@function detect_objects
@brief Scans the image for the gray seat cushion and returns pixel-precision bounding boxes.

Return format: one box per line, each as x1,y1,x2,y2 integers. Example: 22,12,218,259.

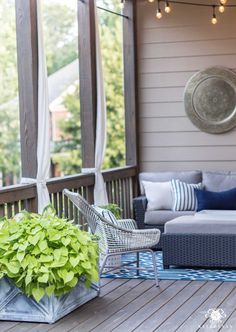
203,171,236,192
139,171,202,195
164,215,236,234
144,210,194,225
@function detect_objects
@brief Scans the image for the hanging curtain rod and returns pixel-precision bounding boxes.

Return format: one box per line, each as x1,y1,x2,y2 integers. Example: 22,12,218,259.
97,6,129,19
79,1,129,19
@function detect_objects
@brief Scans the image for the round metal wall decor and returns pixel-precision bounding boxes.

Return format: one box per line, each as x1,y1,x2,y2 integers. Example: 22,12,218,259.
184,67,236,134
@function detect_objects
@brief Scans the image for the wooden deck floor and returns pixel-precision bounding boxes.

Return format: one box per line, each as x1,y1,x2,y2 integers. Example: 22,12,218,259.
0,278,236,332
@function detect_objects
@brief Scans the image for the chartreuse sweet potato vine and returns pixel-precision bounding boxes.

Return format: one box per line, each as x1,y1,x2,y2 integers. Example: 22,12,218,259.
0,206,98,302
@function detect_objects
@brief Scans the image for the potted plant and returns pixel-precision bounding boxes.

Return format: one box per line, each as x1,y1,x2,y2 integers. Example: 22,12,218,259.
0,206,99,323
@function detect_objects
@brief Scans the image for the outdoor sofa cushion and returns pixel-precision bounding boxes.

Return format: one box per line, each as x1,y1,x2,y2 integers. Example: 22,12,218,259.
139,171,202,195
202,171,236,192
145,210,194,225
164,215,236,234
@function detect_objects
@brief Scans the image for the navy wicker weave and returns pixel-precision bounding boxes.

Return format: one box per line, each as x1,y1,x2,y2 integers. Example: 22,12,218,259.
162,233,236,269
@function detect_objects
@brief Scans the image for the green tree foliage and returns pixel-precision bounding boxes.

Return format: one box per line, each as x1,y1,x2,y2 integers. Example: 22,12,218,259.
99,6,126,169
43,1,78,75
0,0,77,184
54,1,126,174
0,0,125,182
0,0,20,183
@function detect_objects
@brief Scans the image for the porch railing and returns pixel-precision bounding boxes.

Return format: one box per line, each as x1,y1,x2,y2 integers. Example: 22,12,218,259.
0,166,137,225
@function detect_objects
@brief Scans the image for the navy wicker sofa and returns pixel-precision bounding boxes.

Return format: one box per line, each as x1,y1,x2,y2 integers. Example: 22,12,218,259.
133,171,236,268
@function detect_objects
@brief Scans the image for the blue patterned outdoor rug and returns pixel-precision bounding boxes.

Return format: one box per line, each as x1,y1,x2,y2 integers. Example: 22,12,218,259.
102,252,236,282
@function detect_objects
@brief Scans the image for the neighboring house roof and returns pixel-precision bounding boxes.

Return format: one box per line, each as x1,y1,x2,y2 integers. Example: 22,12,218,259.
0,59,79,110
48,59,79,104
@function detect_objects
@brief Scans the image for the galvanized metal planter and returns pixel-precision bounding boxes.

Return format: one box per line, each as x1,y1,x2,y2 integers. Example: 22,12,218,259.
0,277,99,324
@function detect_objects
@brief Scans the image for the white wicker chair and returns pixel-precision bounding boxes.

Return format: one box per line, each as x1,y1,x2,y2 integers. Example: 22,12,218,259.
63,189,160,286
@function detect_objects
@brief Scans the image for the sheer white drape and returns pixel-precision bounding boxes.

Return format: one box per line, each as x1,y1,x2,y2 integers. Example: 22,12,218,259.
82,5,108,206
21,0,50,213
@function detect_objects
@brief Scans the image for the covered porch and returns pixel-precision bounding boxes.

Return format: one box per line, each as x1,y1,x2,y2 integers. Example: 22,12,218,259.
1,0,236,330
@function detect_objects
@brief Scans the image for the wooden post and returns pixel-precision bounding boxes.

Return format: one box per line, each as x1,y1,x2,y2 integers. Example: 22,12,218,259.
123,0,138,167
78,0,97,169
15,0,38,178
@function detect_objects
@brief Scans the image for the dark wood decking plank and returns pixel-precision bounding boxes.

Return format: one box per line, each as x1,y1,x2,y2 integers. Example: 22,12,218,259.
70,280,155,332
220,308,236,332
27,279,130,332
6,322,38,332
44,279,144,332
199,285,236,332
112,280,190,332
154,281,221,332
176,282,236,332
91,280,175,331
134,281,206,332
0,322,20,332
100,277,115,287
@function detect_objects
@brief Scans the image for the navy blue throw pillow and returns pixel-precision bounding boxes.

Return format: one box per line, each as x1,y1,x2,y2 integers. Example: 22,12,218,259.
195,188,236,211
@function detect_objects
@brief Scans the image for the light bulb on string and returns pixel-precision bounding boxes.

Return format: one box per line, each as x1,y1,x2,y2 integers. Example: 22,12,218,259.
211,6,217,24
156,8,162,19
148,0,155,3
219,4,225,13
220,0,227,4
165,1,171,13
156,0,162,19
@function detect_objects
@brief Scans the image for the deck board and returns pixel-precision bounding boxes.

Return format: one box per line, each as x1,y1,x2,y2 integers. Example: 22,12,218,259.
176,282,236,332
0,279,235,332
154,281,221,332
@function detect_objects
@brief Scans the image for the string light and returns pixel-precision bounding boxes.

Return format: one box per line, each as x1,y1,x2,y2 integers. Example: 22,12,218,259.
211,5,217,24
165,1,171,13
219,4,225,13
156,0,162,19
146,0,236,24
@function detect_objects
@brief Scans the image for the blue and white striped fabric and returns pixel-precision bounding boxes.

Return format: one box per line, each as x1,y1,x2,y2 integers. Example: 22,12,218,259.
93,206,118,225
171,179,202,211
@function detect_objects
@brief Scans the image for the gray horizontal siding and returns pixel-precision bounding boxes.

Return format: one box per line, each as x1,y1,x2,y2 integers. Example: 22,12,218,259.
137,0,236,172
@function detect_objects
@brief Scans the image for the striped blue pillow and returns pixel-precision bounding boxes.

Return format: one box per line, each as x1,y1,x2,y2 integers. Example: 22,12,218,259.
93,206,118,225
171,179,202,211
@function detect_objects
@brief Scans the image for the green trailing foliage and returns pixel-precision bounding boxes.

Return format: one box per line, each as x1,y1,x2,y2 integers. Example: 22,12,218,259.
0,206,99,302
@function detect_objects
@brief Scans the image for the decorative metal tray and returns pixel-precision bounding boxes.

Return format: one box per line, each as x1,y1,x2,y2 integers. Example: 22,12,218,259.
184,67,236,133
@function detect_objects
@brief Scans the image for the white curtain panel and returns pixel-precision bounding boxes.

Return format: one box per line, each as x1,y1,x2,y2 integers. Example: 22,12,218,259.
36,0,50,213
21,0,50,213
82,5,108,206
94,4,108,206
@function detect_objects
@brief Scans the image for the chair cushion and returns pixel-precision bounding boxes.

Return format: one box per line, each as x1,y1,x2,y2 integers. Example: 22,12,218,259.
139,171,202,195
142,180,172,211
195,188,236,211
144,210,194,225
171,180,202,211
93,206,118,225
202,171,236,192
